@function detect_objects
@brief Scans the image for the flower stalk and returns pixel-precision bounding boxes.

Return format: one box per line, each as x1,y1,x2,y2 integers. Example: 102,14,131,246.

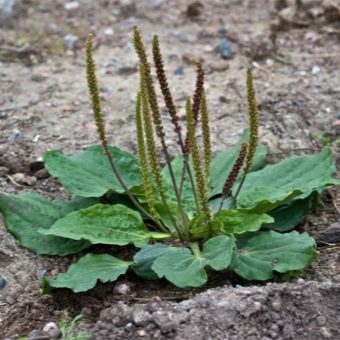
186,98,211,224
133,26,189,236
218,143,248,211
233,68,259,204
86,34,157,224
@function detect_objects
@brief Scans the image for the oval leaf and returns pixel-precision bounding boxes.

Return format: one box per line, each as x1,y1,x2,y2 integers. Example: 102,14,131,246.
266,192,320,232
44,145,142,197
230,230,316,280
236,148,339,212
0,193,96,255
132,243,170,280
152,247,207,288
42,253,131,292
215,210,274,235
39,204,155,248
202,235,235,271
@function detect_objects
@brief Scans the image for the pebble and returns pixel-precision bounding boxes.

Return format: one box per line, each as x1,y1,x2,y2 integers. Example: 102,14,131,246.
172,31,189,43
114,283,132,295
64,1,79,11
137,329,147,337
8,128,22,143
218,38,233,59
210,60,229,72
43,322,61,339
104,27,114,36
174,66,184,76
0,166,9,177
203,44,214,53
64,34,78,49
311,65,320,75
0,276,6,290
12,173,37,186
0,111,7,119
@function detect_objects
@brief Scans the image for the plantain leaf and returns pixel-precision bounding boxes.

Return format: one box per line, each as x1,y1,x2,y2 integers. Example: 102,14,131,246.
42,253,131,293
215,209,274,235
152,236,234,287
202,235,235,270
44,145,142,197
266,192,320,232
236,148,339,212
132,243,170,280
39,204,169,247
0,192,96,255
152,247,207,287
230,230,316,280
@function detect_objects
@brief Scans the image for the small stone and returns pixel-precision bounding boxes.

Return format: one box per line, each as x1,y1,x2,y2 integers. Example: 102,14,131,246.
12,173,37,186
0,276,6,290
8,128,22,143
210,60,229,72
114,283,132,295
137,329,147,337
311,65,320,75
0,111,8,119
174,66,184,76
320,327,332,338
172,31,189,43
297,278,305,284
43,322,61,339
5,296,15,305
218,38,233,59
104,27,114,36
64,34,78,49
31,73,48,82
186,1,203,18
64,1,79,10
203,44,214,53
0,166,9,177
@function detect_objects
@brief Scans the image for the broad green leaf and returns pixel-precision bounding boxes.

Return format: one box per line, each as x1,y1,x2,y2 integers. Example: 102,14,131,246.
40,204,168,247
209,141,267,197
230,231,316,280
152,247,207,287
42,253,131,292
215,210,274,235
202,235,235,270
266,192,320,232
152,236,235,287
132,243,170,280
44,145,142,197
0,193,96,255
236,148,339,212
162,156,197,213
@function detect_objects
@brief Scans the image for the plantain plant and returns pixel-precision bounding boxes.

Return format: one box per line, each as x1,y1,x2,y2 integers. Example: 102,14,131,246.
0,27,339,292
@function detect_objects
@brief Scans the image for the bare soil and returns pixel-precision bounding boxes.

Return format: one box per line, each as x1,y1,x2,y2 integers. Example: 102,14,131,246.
0,0,339,339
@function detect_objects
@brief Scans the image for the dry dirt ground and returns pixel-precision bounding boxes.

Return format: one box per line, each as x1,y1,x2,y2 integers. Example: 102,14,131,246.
0,0,339,339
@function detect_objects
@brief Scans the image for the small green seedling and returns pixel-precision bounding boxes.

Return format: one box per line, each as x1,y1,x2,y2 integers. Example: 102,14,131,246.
0,27,339,292
59,315,91,340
